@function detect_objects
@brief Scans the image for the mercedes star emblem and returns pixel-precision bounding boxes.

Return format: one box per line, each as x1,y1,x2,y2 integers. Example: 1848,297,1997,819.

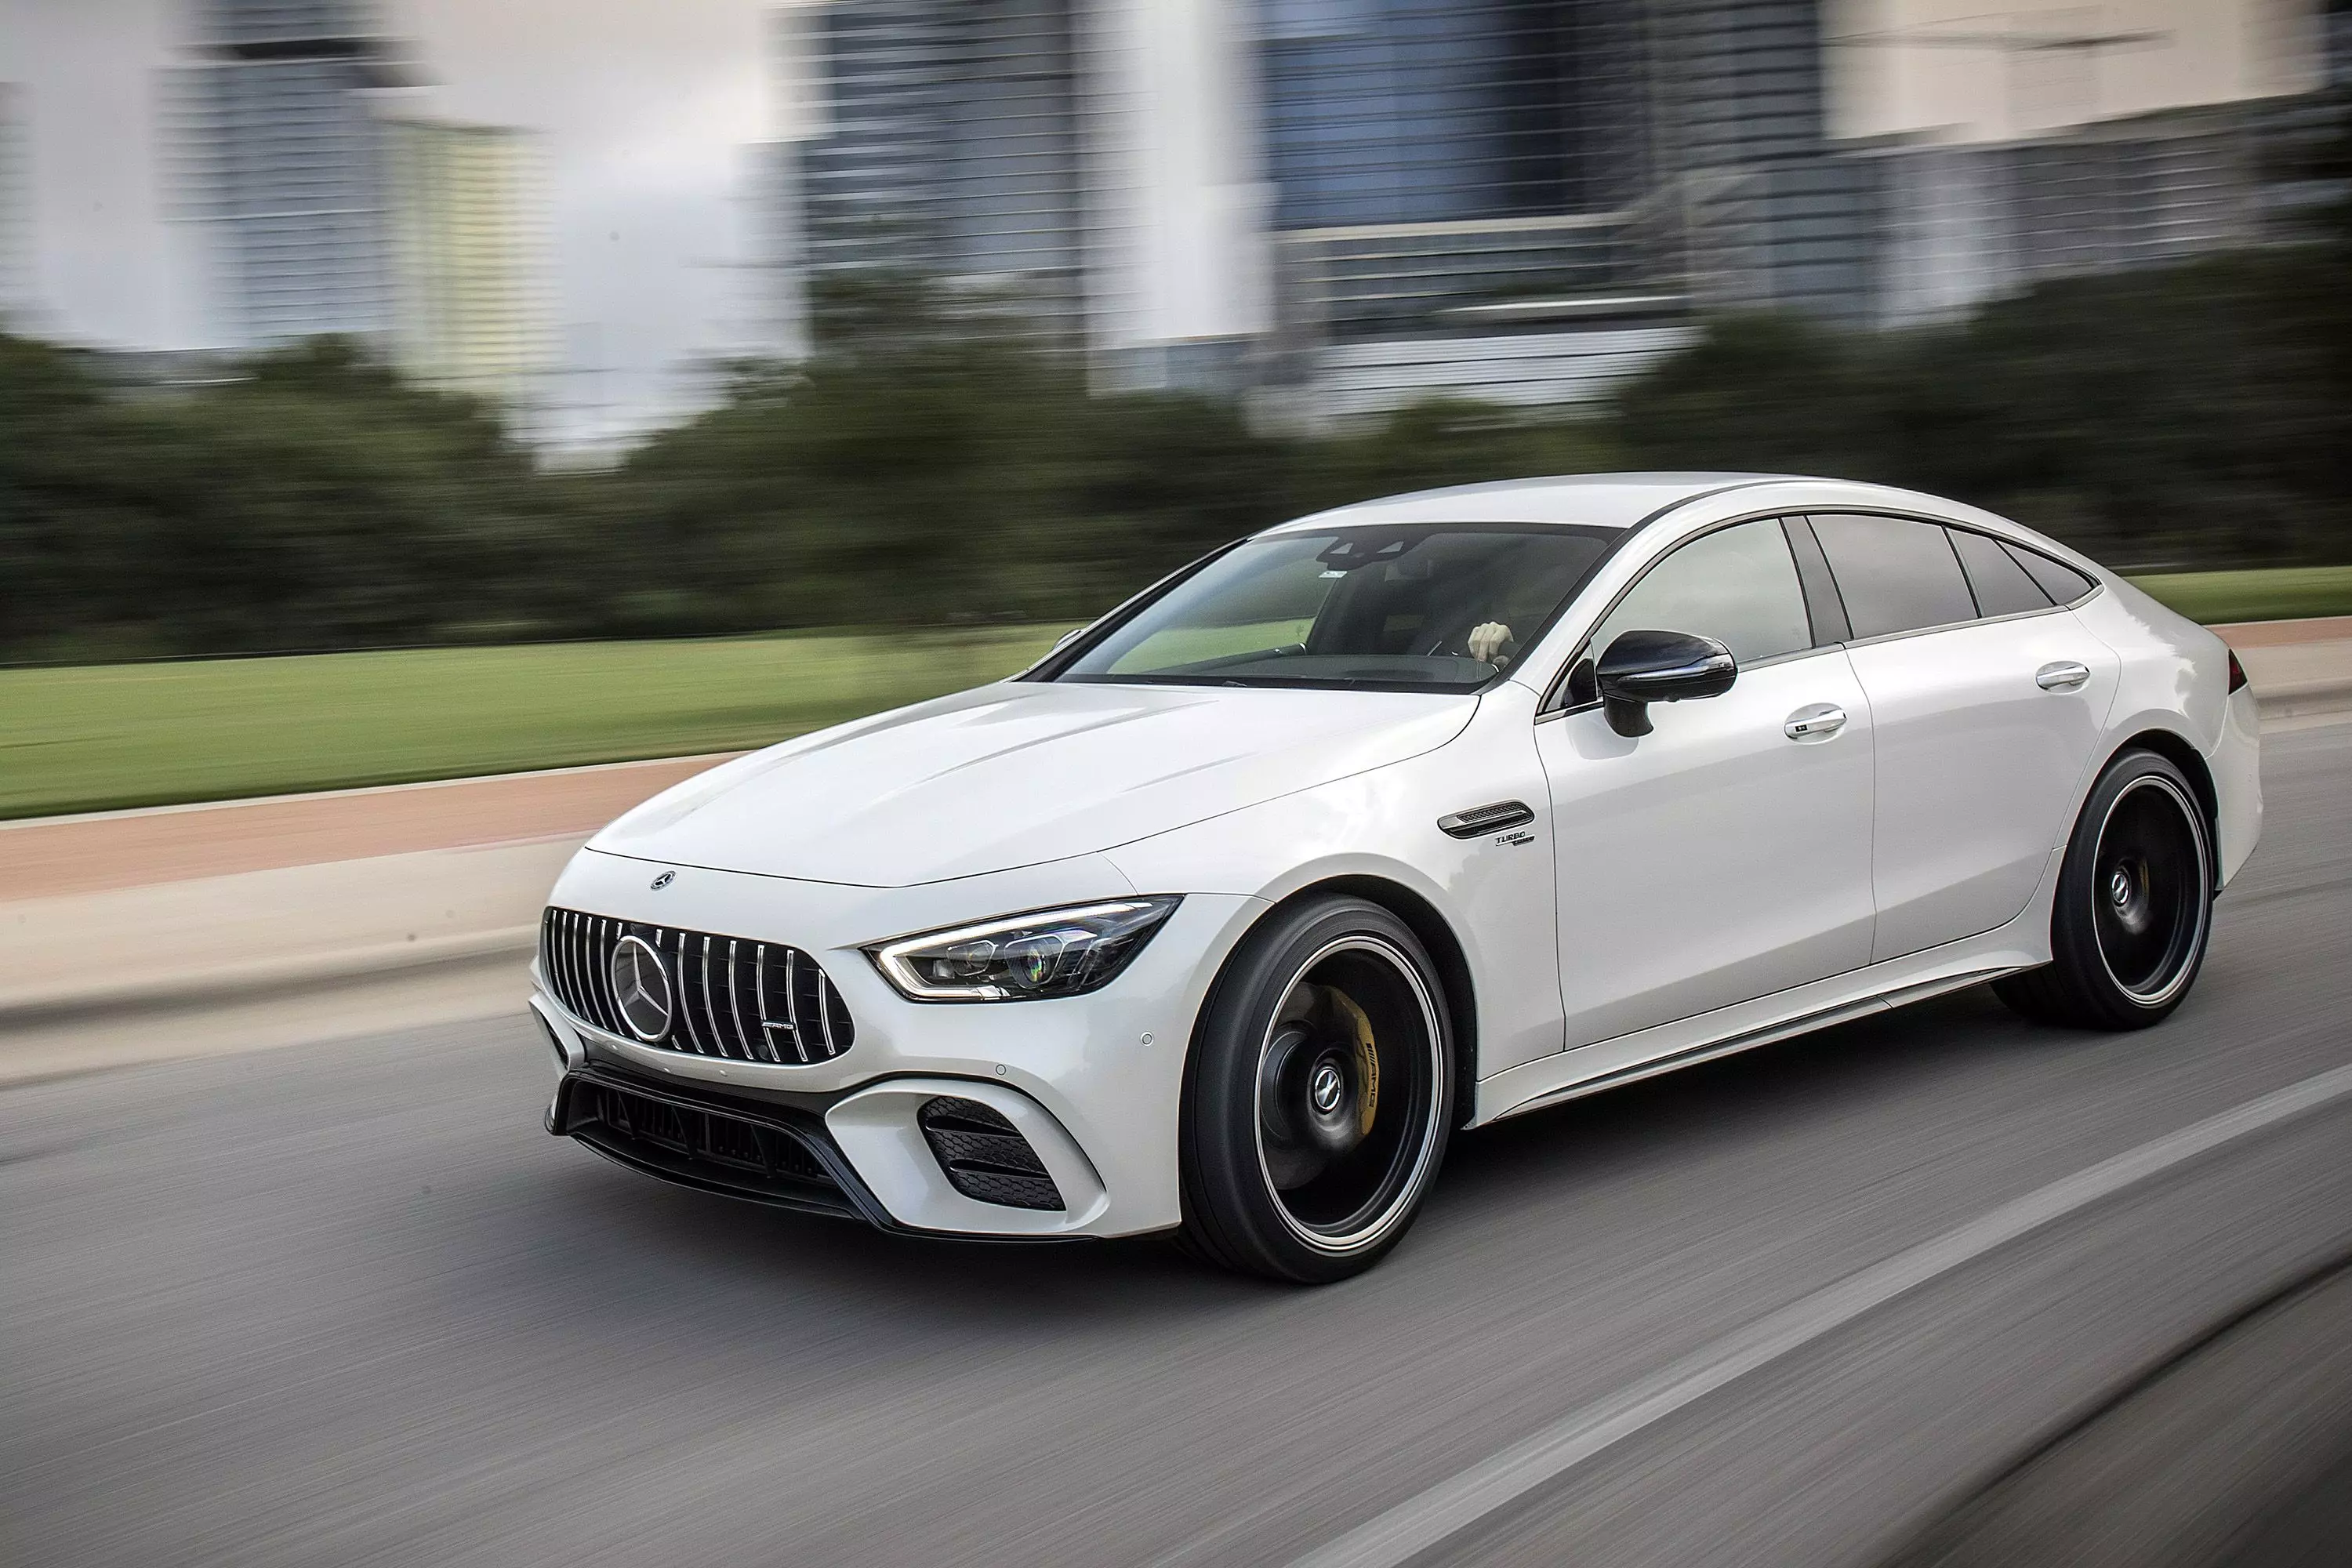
608,935,674,1042
650,870,675,890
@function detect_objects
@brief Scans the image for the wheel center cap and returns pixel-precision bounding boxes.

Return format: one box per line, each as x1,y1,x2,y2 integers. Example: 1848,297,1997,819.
1309,1062,1345,1115
2110,866,2134,907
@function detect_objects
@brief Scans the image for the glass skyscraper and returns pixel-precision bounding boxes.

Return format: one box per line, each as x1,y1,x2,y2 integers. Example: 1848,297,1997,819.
793,0,1091,342
166,0,405,348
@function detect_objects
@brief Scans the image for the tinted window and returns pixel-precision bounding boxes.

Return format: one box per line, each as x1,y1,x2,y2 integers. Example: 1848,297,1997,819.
1058,525,1614,691
1585,518,1813,666
2002,539,2098,604
1950,528,2053,617
1810,514,1977,640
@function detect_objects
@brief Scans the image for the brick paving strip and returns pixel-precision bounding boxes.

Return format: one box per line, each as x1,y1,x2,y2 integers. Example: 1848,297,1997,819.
0,753,743,902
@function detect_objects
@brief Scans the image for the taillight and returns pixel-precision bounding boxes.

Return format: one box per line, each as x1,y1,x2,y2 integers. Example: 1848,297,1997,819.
2227,649,2249,694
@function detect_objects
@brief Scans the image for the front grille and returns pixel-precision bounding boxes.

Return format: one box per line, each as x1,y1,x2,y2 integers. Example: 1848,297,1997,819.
541,907,854,1064
917,1096,1065,1211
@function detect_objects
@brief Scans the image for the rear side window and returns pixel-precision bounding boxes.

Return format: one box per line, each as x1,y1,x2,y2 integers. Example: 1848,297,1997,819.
1949,529,2053,617
1809,514,1977,640
2003,539,2097,604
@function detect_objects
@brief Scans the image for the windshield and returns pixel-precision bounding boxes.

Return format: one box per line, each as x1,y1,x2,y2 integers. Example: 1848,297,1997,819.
1054,524,1618,691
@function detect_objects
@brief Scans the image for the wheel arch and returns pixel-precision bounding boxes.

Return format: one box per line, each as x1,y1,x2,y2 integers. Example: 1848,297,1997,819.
1247,875,1481,1129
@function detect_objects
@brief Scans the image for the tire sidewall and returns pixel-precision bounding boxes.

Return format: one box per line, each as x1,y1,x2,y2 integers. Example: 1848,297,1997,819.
1181,897,1454,1283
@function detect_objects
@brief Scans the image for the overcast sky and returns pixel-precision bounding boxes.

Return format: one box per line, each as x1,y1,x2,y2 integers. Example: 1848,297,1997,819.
0,0,774,440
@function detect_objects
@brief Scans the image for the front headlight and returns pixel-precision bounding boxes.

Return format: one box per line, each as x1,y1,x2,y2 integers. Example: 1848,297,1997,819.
867,898,1181,1002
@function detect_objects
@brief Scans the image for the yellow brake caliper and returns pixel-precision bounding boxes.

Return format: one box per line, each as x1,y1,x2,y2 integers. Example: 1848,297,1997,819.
1327,988,1380,1138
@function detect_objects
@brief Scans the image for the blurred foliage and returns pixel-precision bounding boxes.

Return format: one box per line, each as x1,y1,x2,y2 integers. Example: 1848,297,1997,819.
0,625,1060,818
3,231,2350,663
2127,565,2352,626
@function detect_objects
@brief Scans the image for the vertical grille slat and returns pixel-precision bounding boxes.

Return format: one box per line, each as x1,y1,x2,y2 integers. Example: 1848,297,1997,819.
577,913,601,1031
753,946,777,1064
699,935,729,1059
560,910,581,1022
539,906,854,1065
593,917,622,1036
724,940,758,1062
673,931,708,1055
784,949,810,1064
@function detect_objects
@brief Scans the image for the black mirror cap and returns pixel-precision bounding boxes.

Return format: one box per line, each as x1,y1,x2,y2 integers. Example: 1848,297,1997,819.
1595,630,1737,736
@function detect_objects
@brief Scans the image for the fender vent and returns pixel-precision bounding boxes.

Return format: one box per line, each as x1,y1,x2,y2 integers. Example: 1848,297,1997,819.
1437,800,1534,838
916,1097,1065,1211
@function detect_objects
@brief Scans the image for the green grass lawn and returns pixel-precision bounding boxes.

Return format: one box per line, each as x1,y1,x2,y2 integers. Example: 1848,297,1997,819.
2124,566,2352,627
0,626,1059,820
2,565,2345,822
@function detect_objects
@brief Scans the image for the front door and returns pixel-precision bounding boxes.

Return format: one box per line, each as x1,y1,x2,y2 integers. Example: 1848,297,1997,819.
1534,518,1878,1052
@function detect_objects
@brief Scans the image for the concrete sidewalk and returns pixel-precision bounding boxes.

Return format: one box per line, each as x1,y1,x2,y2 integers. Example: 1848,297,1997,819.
2,621,2347,1084
0,756,735,1082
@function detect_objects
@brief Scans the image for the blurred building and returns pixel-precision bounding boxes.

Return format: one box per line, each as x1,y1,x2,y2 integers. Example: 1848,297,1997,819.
165,0,550,415
0,83,31,326
1260,0,1877,417
782,0,1094,343
1862,90,2347,325
765,0,2341,419
385,119,552,408
165,0,406,348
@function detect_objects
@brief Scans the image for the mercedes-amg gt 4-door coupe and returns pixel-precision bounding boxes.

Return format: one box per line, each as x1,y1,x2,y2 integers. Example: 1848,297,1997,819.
532,475,2260,1281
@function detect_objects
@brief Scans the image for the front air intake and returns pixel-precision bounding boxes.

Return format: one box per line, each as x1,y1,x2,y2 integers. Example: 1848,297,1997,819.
916,1097,1065,1211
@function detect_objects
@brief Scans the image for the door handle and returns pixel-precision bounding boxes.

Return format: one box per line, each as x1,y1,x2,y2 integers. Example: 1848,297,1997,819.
1784,703,1847,740
2035,661,2091,691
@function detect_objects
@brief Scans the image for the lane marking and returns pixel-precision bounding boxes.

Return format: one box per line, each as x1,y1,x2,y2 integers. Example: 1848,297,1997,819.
1288,1062,2352,1568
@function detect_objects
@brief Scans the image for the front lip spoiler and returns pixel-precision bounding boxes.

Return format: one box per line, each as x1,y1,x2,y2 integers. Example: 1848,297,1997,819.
546,1062,1101,1243
549,1063,902,1230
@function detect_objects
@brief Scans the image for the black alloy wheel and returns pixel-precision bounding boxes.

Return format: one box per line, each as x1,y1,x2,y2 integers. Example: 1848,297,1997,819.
1181,897,1452,1283
1996,750,2215,1030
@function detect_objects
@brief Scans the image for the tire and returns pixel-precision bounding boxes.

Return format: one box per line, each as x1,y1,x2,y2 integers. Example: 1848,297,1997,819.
1178,897,1454,1283
1994,749,2215,1031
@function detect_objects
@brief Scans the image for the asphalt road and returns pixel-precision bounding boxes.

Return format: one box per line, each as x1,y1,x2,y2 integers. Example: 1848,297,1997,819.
6,723,2351,1568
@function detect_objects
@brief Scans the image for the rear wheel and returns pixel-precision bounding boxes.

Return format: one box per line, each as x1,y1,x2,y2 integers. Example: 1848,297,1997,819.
1995,750,2213,1030
1180,897,1453,1283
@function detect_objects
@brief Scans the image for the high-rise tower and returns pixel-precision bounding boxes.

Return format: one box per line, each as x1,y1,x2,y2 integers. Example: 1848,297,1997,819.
0,83,31,326
166,0,407,349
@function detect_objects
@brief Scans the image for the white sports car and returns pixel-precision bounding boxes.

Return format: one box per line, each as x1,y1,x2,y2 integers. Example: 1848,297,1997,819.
532,474,2261,1282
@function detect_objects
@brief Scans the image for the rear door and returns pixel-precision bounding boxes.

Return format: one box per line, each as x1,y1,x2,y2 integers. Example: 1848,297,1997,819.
1806,514,2118,962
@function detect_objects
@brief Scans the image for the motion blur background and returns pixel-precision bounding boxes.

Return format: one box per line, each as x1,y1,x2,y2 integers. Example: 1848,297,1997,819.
0,0,2347,692
8,9,2352,1567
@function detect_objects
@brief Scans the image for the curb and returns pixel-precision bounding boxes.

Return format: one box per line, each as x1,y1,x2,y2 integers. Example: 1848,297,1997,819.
0,926,537,1030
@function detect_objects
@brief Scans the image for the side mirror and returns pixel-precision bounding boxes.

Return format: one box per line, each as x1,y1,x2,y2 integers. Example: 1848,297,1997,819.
1596,630,1737,738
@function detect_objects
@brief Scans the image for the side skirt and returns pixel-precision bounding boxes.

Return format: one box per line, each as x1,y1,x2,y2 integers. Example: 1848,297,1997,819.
1475,935,2039,1127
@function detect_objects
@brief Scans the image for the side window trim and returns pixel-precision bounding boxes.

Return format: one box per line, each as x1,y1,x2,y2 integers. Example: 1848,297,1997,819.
1782,516,1851,645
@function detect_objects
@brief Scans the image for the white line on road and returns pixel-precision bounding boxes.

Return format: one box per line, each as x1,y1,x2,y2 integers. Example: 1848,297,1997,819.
1287,1062,2352,1568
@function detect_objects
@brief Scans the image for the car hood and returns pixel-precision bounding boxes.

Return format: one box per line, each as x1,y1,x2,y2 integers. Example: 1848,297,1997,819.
590,681,1477,887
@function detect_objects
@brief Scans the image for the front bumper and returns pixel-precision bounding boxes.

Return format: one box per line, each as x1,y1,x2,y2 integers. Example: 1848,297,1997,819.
535,847,1263,1240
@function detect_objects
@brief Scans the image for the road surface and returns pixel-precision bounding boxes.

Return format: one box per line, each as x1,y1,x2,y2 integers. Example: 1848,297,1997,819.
5,724,2350,1568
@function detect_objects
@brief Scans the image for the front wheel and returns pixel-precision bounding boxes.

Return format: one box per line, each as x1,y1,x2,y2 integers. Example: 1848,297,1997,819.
1995,749,2214,1030
1180,898,1454,1283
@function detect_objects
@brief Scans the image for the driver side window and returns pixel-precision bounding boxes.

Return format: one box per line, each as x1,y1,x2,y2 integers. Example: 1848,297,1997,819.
1584,519,1813,668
